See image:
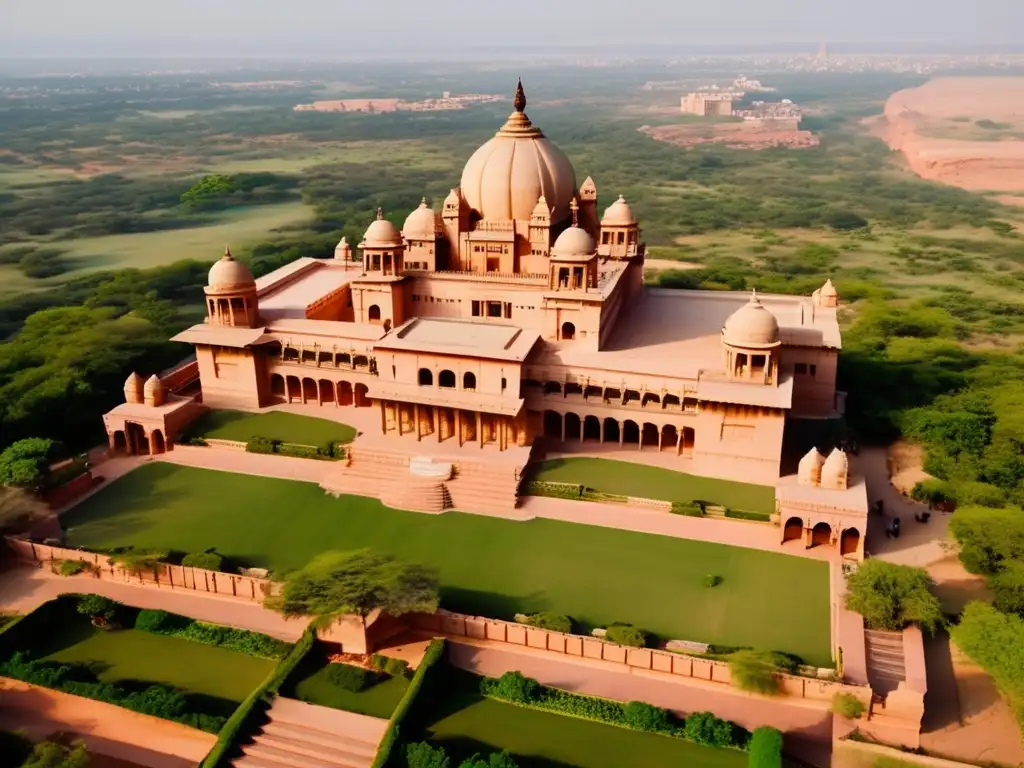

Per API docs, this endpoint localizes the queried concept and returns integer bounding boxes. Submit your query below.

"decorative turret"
[812,279,839,308]
[798,448,824,487]
[821,448,849,490]
[721,291,781,384]
[204,246,259,327]
[599,194,642,259]
[359,208,406,276]
[143,374,166,408]
[124,372,143,404]
[549,199,598,291]
[334,236,353,262]
[578,176,599,236]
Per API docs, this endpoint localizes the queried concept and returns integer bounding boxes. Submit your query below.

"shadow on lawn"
[440,586,554,624]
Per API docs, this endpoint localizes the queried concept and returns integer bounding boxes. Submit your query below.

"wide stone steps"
[864,629,906,696]
[380,478,450,513]
[233,697,385,768]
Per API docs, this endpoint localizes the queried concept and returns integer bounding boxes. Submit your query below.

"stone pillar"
[658,429,663,451]
[433,408,440,442]
[805,527,813,549]
[456,410,462,446]
[414,404,421,441]
[560,416,566,442]
[599,419,605,443]
[477,412,483,448]
[380,401,387,434]
[619,423,624,448]
[148,432,158,455]
[677,430,682,456]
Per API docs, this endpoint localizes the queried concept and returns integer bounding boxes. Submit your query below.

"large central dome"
[460,80,577,224]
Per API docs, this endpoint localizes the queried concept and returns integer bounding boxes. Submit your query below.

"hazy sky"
[2,0,1022,58]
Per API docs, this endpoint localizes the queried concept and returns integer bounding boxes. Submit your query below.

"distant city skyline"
[2,0,1022,58]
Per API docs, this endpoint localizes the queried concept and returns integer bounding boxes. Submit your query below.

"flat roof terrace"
[376,318,541,362]
[258,259,360,321]
[541,289,839,380]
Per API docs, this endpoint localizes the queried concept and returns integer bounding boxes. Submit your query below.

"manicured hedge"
[201,625,317,768]
[747,726,783,768]
[133,609,291,660]
[245,437,343,461]
[370,638,446,768]
[481,671,748,748]
[724,510,772,522]
[522,480,583,500]
[671,501,705,516]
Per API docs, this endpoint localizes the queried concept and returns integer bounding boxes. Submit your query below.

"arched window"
[368,304,381,323]
[463,372,476,390]
[561,321,576,341]
[418,368,433,386]
[439,369,456,388]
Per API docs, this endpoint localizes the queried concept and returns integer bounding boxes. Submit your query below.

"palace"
[103,80,865,557]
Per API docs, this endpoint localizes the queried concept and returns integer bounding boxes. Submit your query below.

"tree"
[20,739,90,768]
[747,727,783,768]
[728,650,794,695]
[269,549,439,627]
[949,505,1024,575]
[950,602,1024,728]
[844,559,943,633]
[989,561,1024,617]
[0,437,58,488]
[179,174,236,210]
[406,742,450,768]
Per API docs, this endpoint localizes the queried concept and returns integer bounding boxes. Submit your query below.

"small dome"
[143,374,163,394]
[531,195,551,221]
[798,448,824,486]
[402,199,439,241]
[601,195,637,227]
[208,247,255,291]
[821,448,849,489]
[551,226,595,259]
[124,372,142,390]
[723,291,780,348]
[362,208,403,248]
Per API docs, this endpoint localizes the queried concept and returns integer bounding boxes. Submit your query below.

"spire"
[420,197,428,207]
[750,288,760,304]
[376,207,384,220]
[514,78,526,113]
[569,197,579,228]
[223,245,233,260]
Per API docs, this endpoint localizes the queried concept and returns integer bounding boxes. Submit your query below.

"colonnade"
[379,400,525,452]
[270,374,371,408]
[781,516,863,558]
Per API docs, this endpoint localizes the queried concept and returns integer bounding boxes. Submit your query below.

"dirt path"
[0,565,307,641]
[447,640,833,766]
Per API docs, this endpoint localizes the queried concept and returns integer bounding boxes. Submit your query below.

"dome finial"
[224,244,233,260]
[514,78,526,113]
[376,207,384,220]
[569,197,579,228]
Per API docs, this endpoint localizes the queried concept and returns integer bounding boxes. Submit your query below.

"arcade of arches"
[109,422,167,456]
[270,374,372,408]
[781,515,862,558]
[541,410,694,455]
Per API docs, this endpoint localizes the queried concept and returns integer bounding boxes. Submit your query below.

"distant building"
[681,92,736,117]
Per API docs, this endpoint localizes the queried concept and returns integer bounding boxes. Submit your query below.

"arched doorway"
[561,321,575,341]
[682,427,695,456]
[113,431,127,454]
[811,522,832,548]
[150,429,166,455]
[368,305,381,323]
[543,410,562,439]
[319,379,335,405]
[583,415,601,442]
[286,376,301,402]
[270,374,285,400]
[302,377,318,404]
[641,423,659,449]
[623,420,640,445]
[564,412,582,441]
[783,517,803,543]
[354,383,370,408]
[841,528,861,557]
[338,381,353,406]
[603,418,620,444]
[126,422,148,455]
[661,425,678,452]
[418,368,433,386]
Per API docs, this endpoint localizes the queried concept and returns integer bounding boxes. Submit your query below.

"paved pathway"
[0,566,307,642]
[447,640,833,767]
[157,444,332,484]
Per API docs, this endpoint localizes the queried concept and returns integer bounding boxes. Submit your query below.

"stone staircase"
[321,444,525,514]
[864,629,906,697]
[233,696,387,768]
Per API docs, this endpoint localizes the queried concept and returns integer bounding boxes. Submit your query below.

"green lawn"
[189,410,356,445]
[39,615,274,709]
[281,653,408,718]
[62,463,831,665]
[528,458,776,513]
[416,670,746,768]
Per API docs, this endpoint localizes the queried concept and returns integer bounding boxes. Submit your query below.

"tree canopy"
[844,559,942,633]
[0,438,59,488]
[269,549,439,626]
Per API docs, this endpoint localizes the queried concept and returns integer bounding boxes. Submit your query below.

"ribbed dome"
[362,208,403,248]
[819,278,837,297]
[143,374,163,394]
[723,292,780,348]
[402,199,439,241]
[459,80,577,223]
[798,448,824,485]
[821,448,849,489]
[551,226,595,260]
[208,248,255,291]
[601,195,637,227]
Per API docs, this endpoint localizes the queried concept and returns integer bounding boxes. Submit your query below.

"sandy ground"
[642,257,702,271]
[640,120,819,150]
[874,77,1024,199]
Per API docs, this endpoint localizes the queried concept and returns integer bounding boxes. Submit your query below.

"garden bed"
[185,410,356,445]
[280,651,408,719]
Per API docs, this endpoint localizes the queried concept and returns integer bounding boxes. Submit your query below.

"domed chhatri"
[362,208,404,248]
[123,372,144,404]
[551,225,596,260]
[207,246,255,291]
[601,195,637,227]
[402,198,440,241]
[722,291,781,348]
[798,448,825,487]
[821,448,849,490]
[460,80,577,224]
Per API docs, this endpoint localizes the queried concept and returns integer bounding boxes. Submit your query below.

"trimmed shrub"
[623,700,670,732]
[406,741,451,768]
[703,574,723,588]
[522,480,582,500]
[525,612,572,633]
[137,611,289,659]
[458,753,519,768]
[277,443,320,460]
[58,560,90,577]
[747,726,783,768]
[182,551,224,571]
[327,663,375,692]
[134,609,179,633]
[369,653,388,672]
[490,670,539,703]
[246,436,277,455]
[671,501,704,516]
[605,624,647,648]
[76,595,118,625]
[684,711,742,748]
[831,692,866,719]
[728,650,788,695]
[725,510,772,522]
[384,656,411,678]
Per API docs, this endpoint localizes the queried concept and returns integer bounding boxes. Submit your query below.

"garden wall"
[408,610,872,706]
[0,677,216,767]
[4,537,275,602]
